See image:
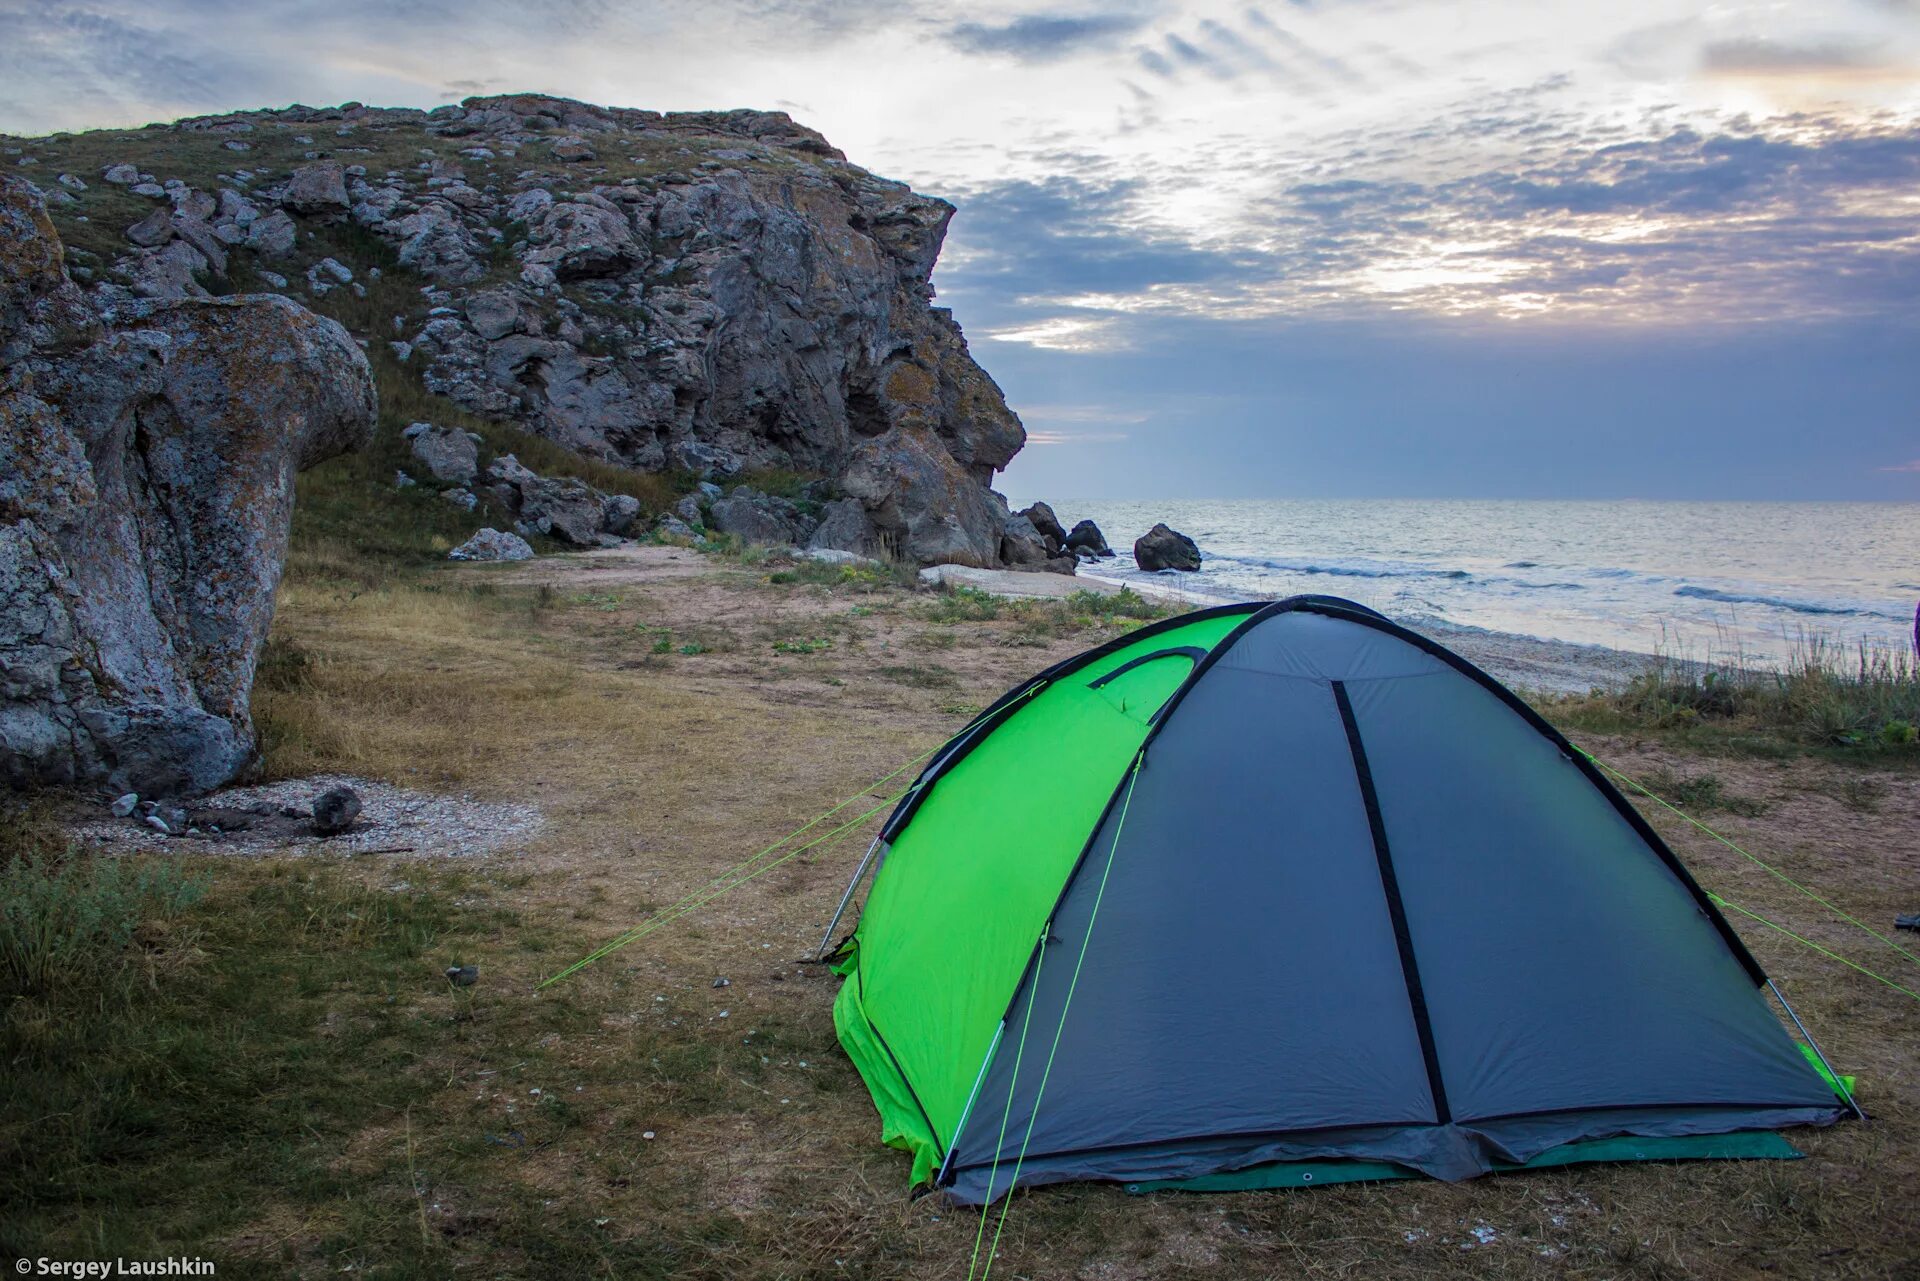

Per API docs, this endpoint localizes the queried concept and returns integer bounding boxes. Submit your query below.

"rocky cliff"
[4,95,1043,565]
[0,176,376,795]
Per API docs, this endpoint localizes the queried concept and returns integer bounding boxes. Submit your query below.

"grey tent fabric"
[941,600,1844,1203]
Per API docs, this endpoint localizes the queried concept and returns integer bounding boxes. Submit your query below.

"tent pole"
[938,1020,1005,1189]
[1769,978,1867,1121]
[816,832,886,959]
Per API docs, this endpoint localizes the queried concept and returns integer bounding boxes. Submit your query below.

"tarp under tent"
[826,595,1851,1203]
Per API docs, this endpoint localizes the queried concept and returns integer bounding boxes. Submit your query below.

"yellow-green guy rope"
[540,747,938,988]
[1708,892,1920,1004]
[974,752,1145,1281]
[964,933,1048,1281]
[1582,748,1920,971]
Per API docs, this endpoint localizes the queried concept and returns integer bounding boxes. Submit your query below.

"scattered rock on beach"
[1135,522,1202,572]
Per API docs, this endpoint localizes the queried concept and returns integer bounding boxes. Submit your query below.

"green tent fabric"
[829,596,1849,1202]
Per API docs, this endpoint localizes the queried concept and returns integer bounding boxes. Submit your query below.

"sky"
[2,0,1917,503]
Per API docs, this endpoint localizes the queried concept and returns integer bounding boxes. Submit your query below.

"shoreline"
[924,563,1655,695]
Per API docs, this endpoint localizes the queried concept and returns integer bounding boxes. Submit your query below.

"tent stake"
[1769,978,1867,1121]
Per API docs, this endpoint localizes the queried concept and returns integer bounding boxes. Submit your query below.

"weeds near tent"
[1552,632,1920,759]
[1634,767,1770,817]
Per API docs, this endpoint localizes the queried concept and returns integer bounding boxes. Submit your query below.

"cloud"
[1880,459,1920,473]
[941,109,1920,345]
[944,12,1147,62]
[1700,36,1908,77]
[1023,429,1132,444]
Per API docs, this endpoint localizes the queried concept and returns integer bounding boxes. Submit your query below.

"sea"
[1047,499,1920,666]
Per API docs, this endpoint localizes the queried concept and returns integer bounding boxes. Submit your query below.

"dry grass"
[8,544,1919,1278]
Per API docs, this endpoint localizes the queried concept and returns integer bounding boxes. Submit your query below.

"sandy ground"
[927,560,1656,694]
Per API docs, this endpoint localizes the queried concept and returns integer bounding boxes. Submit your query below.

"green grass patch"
[1550,638,1920,760]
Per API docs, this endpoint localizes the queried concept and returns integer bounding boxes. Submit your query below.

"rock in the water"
[1134,522,1201,572]
[311,784,361,835]
[407,422,480,486]
[448,528,534,561]
[1065,519,1115,558]
[1,176,375,796]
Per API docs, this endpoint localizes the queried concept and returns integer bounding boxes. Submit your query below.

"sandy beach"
[923,562,1657,694]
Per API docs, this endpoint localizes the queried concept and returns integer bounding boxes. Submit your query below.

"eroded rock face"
[23,94,1031,565]
[0,177,375,795]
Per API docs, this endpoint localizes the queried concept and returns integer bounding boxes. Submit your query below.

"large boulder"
[0,177,375,795]
[483,453,625,546]
[999,512,1055,568]
[708,486,812,546]
[448,528,534,561]
[281,162,350,216]
[807,497,881,558]
[1064,519,1115,558]
[1019,501,1067,548]
[1134,522,1201,572]
[404,421,480,486]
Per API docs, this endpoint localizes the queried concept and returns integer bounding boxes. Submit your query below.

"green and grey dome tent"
[826,595,1850,1203]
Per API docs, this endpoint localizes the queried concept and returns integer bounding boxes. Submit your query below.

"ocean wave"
[1504,560,1539,568]
[1672,585,1874,617]
[1215,555,1471,581]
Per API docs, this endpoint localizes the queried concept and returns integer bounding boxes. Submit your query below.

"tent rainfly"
[826,596,1851,1203]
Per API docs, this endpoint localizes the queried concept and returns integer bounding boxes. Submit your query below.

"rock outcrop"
[448,528,535,561]
[0,176,375,795]
[8,94,1036,566]
[1065,519,1116,559]
[1134,522,1202,572]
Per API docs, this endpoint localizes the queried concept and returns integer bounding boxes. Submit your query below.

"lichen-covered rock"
[707,486,811,547]
[448,528,534,561]
[29,94,1034,565]
[483,452,631,546]
[0,176,375,795]
[405,421,480,486]
[281,161,349,215]
[807,497,880,558]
